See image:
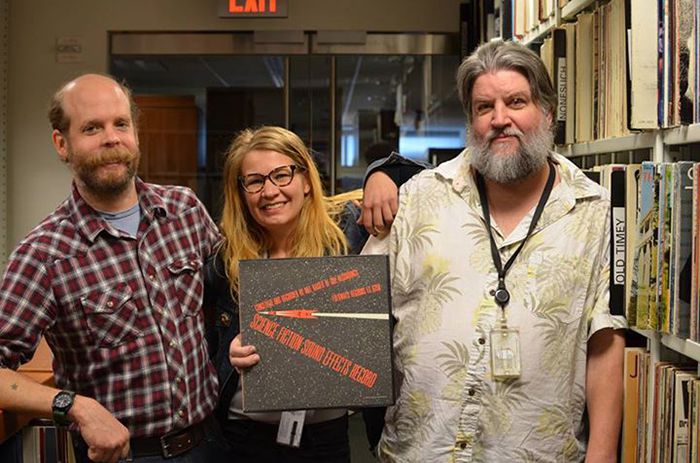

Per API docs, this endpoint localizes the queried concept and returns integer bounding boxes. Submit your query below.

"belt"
[129,418,207,459]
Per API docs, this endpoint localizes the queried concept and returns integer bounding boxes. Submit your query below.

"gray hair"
[456,40,556,122]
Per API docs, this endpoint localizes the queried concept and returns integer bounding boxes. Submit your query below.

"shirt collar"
[434,148,602,200]
[67,177,168,243]
[434,148,604,246]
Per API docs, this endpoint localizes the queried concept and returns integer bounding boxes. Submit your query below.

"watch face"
[55,393,72,409]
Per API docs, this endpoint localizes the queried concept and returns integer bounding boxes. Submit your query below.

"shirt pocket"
[166,254,203,318]
[80,285,142,348]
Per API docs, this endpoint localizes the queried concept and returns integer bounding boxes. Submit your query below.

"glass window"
[335,55,465,192]
[112,55,285,219]
[110,33,463,214]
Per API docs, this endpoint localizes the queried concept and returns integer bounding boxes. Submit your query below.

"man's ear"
[52,129,69,163]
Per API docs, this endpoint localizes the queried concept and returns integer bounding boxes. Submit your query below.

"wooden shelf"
[561,0,596,20]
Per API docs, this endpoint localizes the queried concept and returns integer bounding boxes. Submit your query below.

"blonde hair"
[219,126,348,294]
[326,188,363,220]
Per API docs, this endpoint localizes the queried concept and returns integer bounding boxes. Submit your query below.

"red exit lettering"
[229,0,277,13]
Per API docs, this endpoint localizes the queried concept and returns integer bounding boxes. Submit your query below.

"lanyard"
[474,162,555,310]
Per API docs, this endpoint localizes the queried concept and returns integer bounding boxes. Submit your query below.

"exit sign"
[219,0,288,17]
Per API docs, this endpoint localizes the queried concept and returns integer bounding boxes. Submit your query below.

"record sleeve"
[238,255,394,412]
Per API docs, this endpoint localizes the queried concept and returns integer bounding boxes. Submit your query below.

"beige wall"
[6,0,462,247]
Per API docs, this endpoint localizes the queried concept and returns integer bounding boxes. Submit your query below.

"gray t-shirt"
[98,203,141,237]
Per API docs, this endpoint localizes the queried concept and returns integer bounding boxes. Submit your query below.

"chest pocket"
[80,285,142,348]
[166,255,203,318]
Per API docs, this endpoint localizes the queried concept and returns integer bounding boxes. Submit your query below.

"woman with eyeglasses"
[203,126,419,462]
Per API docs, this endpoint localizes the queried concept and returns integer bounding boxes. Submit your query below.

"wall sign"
[219,0,288,18]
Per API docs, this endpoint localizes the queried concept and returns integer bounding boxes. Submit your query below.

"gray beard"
[468,119,553,184]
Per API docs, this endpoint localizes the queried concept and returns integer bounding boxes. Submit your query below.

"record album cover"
[238,255,394,412]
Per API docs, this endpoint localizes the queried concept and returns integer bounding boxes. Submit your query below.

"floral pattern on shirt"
[369,150,627,463]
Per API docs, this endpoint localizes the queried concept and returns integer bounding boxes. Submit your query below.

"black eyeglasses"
[239,164,305,193]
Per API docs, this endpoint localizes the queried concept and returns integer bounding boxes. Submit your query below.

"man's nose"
[102,125,121,146]
[490,103,511,128]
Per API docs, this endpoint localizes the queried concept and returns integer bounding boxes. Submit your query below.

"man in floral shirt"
[366,40,626,462]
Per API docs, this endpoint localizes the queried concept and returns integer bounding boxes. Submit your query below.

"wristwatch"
[52,390,75,426]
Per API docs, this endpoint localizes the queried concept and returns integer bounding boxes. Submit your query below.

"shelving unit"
[556,125,700,172]
[520,14,559,44]
[632,328,700,367]
[508,0,700,461]
[660,334,700,364]
[558,132,657,157]
[561,0,595,20]
[558,125,700,158]
[662,123,700,146]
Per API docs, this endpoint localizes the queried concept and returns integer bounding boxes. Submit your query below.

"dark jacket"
[203,253,239,424]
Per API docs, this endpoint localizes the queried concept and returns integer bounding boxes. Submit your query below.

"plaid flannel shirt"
[0,178,221,437]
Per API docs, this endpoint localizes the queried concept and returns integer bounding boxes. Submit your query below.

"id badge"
[277,410,305,447]
[490,326,522,379]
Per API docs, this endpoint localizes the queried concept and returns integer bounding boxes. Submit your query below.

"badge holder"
[277,410,305,447]
[490,291,522,380]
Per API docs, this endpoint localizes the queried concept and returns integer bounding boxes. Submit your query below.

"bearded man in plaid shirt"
[0,74,224,463]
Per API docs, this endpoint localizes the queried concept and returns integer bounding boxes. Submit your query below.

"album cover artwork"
[238,255,394,412]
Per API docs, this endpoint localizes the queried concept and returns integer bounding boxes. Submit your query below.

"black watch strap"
[52,390,76,426]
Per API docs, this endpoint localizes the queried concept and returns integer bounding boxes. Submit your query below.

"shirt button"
[459,441,467,449]
[468,388,475,396]
[106,300,114,308]
[177,410,185,417]
[170,340,178,348]
[149,273,156,281]
[478,337,486,345]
